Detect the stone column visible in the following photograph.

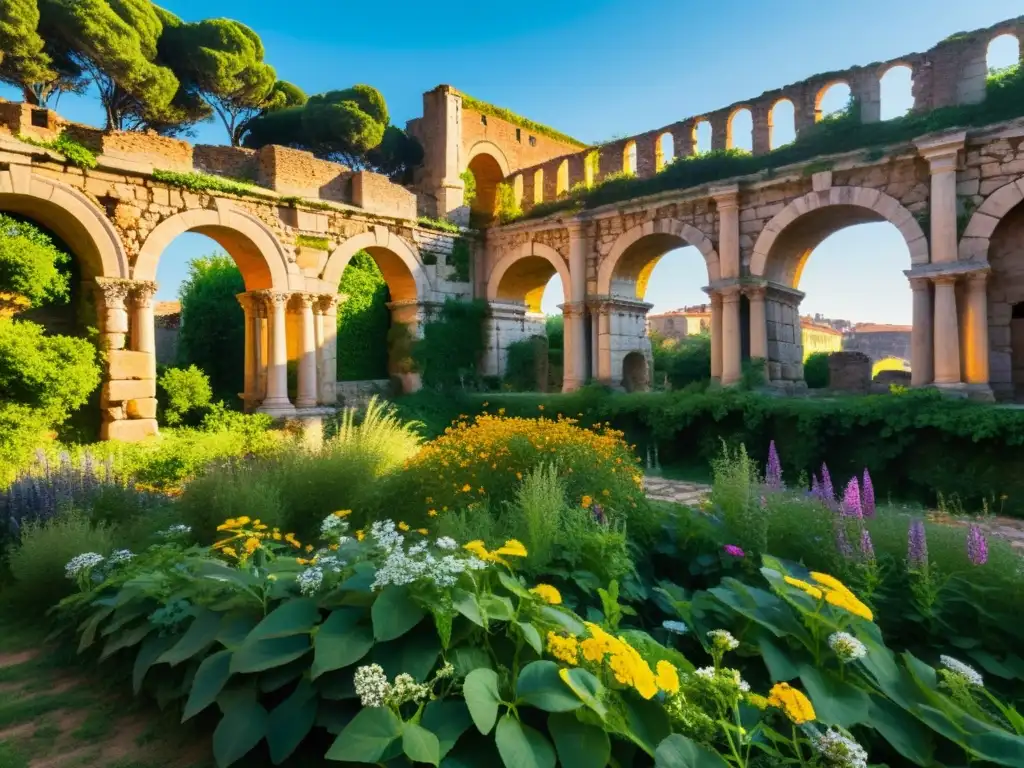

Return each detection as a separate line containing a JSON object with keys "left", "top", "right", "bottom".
{"left": 318, "top": 295, "right": 339, "bottom": 404}
{"left": 711, "top": 185, "right": 741, "bottom": 279}
{"left": 236, "top": 293, "right": 258, "bottom": 411}
{"left": 915, "top": 132, "right": 966, "bottom": 264}
{"left": 721, "top": 288, "right": 742, "bottom": 386}
{"left": 565, "top": 221, "right": 588, "bottom": 391}
{"left": 295, "top": 293, "right": 318, "bottom": 408}
{"left": 94, "top": 277, "right": 130, "bottom": 351}
{"left": 746, "top": 286, "right": 768, "bottom": 363}
{"left": 708, "top": 292, "right": 723, "bottom": 381}
{"left": 963, "top": 270, "right": 991, "bottom": 393}
{"left": 259, "top": 291, "right": 294, "bottom": 415}
{"left": 932, "top": 276, "right": 962, "bottom": 387}
{"left": 129, "top": 282, "right": 157, "bottom": 355}
{"left": 909, "top": 277, "right": 934, "bottom": 387}
{"left": 255, "top": 297, "right": 268, "bottom": 401}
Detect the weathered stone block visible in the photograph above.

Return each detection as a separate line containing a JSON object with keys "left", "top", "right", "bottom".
{"left": 107, "top": 350, "right": 156, "bottom": 381}
{"left": 102, "top": 378, "right": 156, "bottom": 403}
{"left": 126, "top": 397, "right": 158, "bottom": 419}
{"left": 101, "top": 418, "right": 158, "bottom": 442}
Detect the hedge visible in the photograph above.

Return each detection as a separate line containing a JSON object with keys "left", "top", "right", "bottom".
{"left": 395, "top": 386, "right": 1024, "bottom": 517}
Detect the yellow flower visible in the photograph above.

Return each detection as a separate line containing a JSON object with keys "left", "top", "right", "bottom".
{"left": 824, "top": 590, "right": 874, "bottom": 622}
{"left": 398, "top": 522, "right": 410, "bottom": 532}
{"left": 461, "top": 484, "right": 471, "bottom": 492}
{"left": 428, "top": 509, "right": 438, "bottom": 517}
{"left": 516, "top": 472, "right": 523, "bottom": 480}
{"left": 538, "top": 405, "right": 545, "bottom": 411}
{"left": 746, "top": 693, "right": 769, "bottom": 710}
{"left": 284, "top": 533, "right": 301, "bottom": 549}
{"left": 809, "top": 572, "right": 854, "bottom": 598}
{"left": 272, "top": 532, "right": 282, "bottom": 541}
{"left": 784, "top": 576, "right": 823, "bottom": 600}
{"left": 235, "top": 516, "right": 251, "bottom": 526}
{"left": 547, "top": 632, "right": 579, "bottom": 665}
{"left": 216, "top": 519, "right": 237, "bottom": 531}
{"left": 767, "top": 683, "right": 816, "bottom": 724}
{"left": 656, "top": 661, "right": 680, "bottom": 695}
{"left": 530, "top": 584, "right": 562, "bottom": 605}
{"left": 333, "top": 510, "right": 352, "bottom": 518}
{"left": 355, "top": 529, "right": 365, "bottom": 541}
{"left": 244, "top": 537, "right": 260, "bottom": 555}
{"left": 602, "top": 489, "right": 610, "bottom": 497}
{"left": 416, "top": 528, "right": 429, "bottom": 535}
{"left": 581, "top": 495, "right": 593, "bottom": 509}
{"left": 495, "top": 539, "right": 527, "bottom": 558}
{"left": 220, "top": 546, "right": 238, "bottom": 558}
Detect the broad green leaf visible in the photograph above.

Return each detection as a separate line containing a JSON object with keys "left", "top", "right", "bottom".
{"left": 372, "top": 587, "right": 426, "bottom": 641}
{"left": 132, "top": 633, "right": 178, "bottom": 695}
{"left": 213, "top": 692, "right": 268, "bottom": 768}
{"left": 865, "top": 696, "right": 934, "bottom": 766}
{"left": 449, "top": 646, "right": 492, "bottom": 677}
{"left": 159, "top": 609, "right": 223, "bottom": 666}
{"left": 548, "top": 712, "right": 611, "bottom": 768}
{"left": 373, "top": 631, "right": 440, "bottom": 683}
{"left": 259, "top": 658, "right": 307, "bottom": 693}
{"left": 516, "top": 661, "right": 582, "bottom": 712}
{"left": 231, "top": 634, "right": 310, "bottom": 675}
{"left": 325, "top": 706, "right": 403, "bottom": 763}
{"left": 654, "top": 734, "right": 730, "bottom": 768}
{"left": 517, "top": 622, "right": 543, "bottom": 655}
{"left": 78, "top": 606, "right": 114, "bottom": 653}
{"left": 100, "top": 622, "right": 153, "bottom": 661}
{"left": 538, "top": 606, "right": 585, "bottom": 636}
{"left": 495, "top": 715, "right": 555, "bottom": 768}
{"left": 758, "top": 635, "right": 801, "bottom": 682}
{"left": 216, "top": 614, "right": 258, "bottom": 650}
{"left": 266, "top": 679, "right": 318, "bottom": 765}
{"left": 422, "top": 699, "right": 472, "bottom": 760}
{"left": 452, "top": 589, "right": 486, "bottom": 628}
{"left": 479, "top": 594, "right": 514, "bottom": 622}
{"left": 709, "top": 579, "right": 809, "bottom": 644}
{"left": 622, "top": 692, "right": 671, "bottom": 756}
{"left": 464, "top": 668, "right": 502, "bottom": 735}
{"left": 248, "top": 599, "right": 320, "bottom": 642}
{"left": 497, "top": 571, "right": 531, "bottom": 598}
{"left": 798, "top": 664, "right": 869, "bottom": 727}
{"left": 182, "top": 650, "right": 233, "bottom": 722}
{"left": 312, "top": 608, "right": 373, "bottom": 679}
{"left": 558, "top": 667, "right": 607, "bottom": 718}
{"left": 403, "top": 723, "right": 441, "bottom": 766}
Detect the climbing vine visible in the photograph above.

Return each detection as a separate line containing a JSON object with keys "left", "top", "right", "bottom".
{"left": 336, "top": 251, "right": 391, "bottom": 381}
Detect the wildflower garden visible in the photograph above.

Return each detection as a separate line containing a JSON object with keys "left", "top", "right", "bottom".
{"left": 1, "top": 389, "right": 1023, "bottom": 768}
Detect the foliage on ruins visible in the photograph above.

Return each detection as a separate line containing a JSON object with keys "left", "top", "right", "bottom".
{"left": 416, "top": 216, "right": 463, "bottom": 234}
{"left": 448, "top": 236, "right": 472, "bottom": 282}
{"left": 16, "top": 130, "right": 97, "bottom": 169}
{"left": 519, "top": 63, "right": 1024, "bottom": 220}
{"left": 461, "top": 92, "right": 590, "bottom": 148}
{"left": 651, "top": 332, "right": 712, "bottom": 390}
{"left": 0, "top": 212, "right": 71, "bottom": 310}
{"left": 413, "top": 298, "right": 489, "bottom": 390}
{"left": 804, "top": 352, "right": 830, "bottom": 389}
{"left": 336, "top": 251, "right": 391, "bottom": 382}
{"left": 151, "top": 168, "right": 255, "bottom": 196}
{"left": 176, "top": 254, "right": 245, "bottom": 404}
{"left": 294, "top": 234, "right": 331, "bottom": 251}
{"left": 157, "top": 364, "right": 213, "bottom": 427}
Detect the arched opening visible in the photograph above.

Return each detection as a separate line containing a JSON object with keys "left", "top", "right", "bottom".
{"left": 622, "top": 351, "right": 649, "bottom": 392}
{"left": 512, "top": 175, "right": 524, "bottom": 207}
{"left": 556, "top": 159, "right": 569, "bottom": 197}
{"left": 754, "top": 204, "right": 915, "bottom": 387}
{"left": 693, "top": 119, "right": 712, "bottom": 155}
{"left": 623, "top": 140, "right": 637, "bottom": 175}
{"left": 533, "top": 169, "right": 544, "bottom": 204}
{"left": 769, "top": 99, "right": 796, "bottom": 149}
{"left": 727, "top": 108, "right": 753, "bottom": 152}
{"left": 489, "top": 250, "right": 569, "bottom": 391}
{"left": 815, "top": 82, "right": 853, "bottom": 121}
{"left": 584, "top": 150, "right": 599, "bottom": 187}
{"left": 879, "top": 65, "right": 914, "bottom": 120}
{"left": 987, "top": 199, "right": 1024, "bottom": 401}
{"left": 466, "top": 152, "right": 505, "bottom": 226}
{"left": 987, "top": 33, "right": 1021, "bottom": 73}
{"left": 656, "top": 133, "right": 675, "bottom": 171}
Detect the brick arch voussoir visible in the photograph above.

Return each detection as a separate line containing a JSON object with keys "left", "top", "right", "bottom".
{"left": 486, "top": 241, "right": 571, "bottom": 306}
{"left": 958, "top": 179, "right": 1024, "bottom": 263}
{"left": 321, "top": 227, "right": 431, "bottom": 301}
{"left": 598, "top": 218, "right": 720, "bottom": 295}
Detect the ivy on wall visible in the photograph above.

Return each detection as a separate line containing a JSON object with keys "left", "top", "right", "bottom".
{"left": 460, "top": 94, "right": 589, "bottom": 148}
{"left": 336, "top": 251, "right": 391, "bottom": 381}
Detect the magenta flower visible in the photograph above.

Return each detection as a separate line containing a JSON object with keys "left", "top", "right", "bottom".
{"left": 842, "top": 477, "right": 863, "bottom": 518}
{"left": 908, "top": 519, "right": 928, "bottom": 569}
{"left": 967, "top": 524, "right": 988, "bottom": 566}
{"left": 861, "top": 469, "right": 876, "bottom": 518}
{"left": 860, "top": 528, "right": 875, "bottom": 561}
{"left": 723, "top": 544, "right": 745, "bottom": 558}
{"left": 766, "top": 441, "right": 782, "bottom": 489}
{"left": 820, "top": 463, "right": 835, "bottom": 506}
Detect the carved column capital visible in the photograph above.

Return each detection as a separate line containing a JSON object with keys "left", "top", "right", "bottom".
{"left": 742, "top": 285, "right": 767, "bottom": 301}
{"left": 709, "top": 183, "right": 740, "bottom": 209}
{"left": 908, "top": 276, "right": 931, "bottom": 292}
{"left": 316, "top": 294, "right": 340, "bottom": 316}
{"left": 129, "top": 281, "right": 158, "bottom": 308}
{"left": 93, "top": 277, "right": 132, "bottom": 307}
{"left": 560, "top": 301, "right": 587, "bottom": 319}
{"left": 965, "top": 269, "right": 989, "bottom": 289}
{"left": 293, "top": 292, "right": 317, "bottom": 310}
{"left": 933, "top": 274, "right": 959, "bottom": 288}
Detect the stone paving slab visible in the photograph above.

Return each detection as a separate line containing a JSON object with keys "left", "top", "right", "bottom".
{"left": 644, "top": 476, "right": 1024, "bottom": 552}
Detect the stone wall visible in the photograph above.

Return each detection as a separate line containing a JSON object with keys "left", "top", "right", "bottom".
{"left": 460, "top": 103, "right": 585, "bottom": 175}
{"left": 352, "top": 171, "right": 417, "bottom": 220}
{"left": 256, "top": 145, "right": 351, "bottom": 203}
{"left": 987, "top": 200, "right": 1024, "bottom": 401}
{"left": 843, "top": 326, "right": 912, "bottom": 364}
{"left": 194, "top": 145, "right": 258, "bottom": 181}
{"left": 766, "top": 289, "right": 804, "bottom": 382}
{"left": 336, "top": 379, "right": 392, "bottom": 409}
{"left": 0, "top": 102, "right": 63, "bottom": 142}
{"left": 64, "top": 125, "right": 194, "bottom": 171}
{"left": 828, "top": 351, "right": 873, "bottom": 393}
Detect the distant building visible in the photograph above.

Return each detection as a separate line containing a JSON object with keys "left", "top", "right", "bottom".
{"left": 800, "top": 317, "right": 844, "bottom": 360}
{"left": 155, "top": 301, "right": 181, "bottom": 366}
{"left": 843, "top": 323, "right": 912, "bottom": 368}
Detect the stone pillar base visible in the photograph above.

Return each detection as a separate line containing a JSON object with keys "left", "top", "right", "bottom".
{"left": 101, "top": 419, "right": 159, "bottom": 442}
{"left": 966, "top": 383, "right": 995, "bottom": 402}
{"left": 258, "top": 398, "right": 297, "bottom": 418}
{"left": 932, "top": 382, "right": 969, "bottom": 398}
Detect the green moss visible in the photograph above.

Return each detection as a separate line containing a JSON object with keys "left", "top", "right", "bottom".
{"left": 335, "top": 251, "right": 390, "bottom": 381}
{"left": 416, "top": 216, "right": 463, "bottom": 233}
{"left": 152, "top": 169, "right": 256, "bottom": 196}
{"left": 16, "top": 132, "right": 97, "bottom": 170}
{"left": 512, "top": 64, "right": 1024, "bottom": 222}
{"left": 449, "top": 237, "right": 471, "bottom": 283}
{"left": 460, "top": 93, "right": 589, "bottom": 149}
{"left": 295, "top": 234, "right": 330, "bottom": 251}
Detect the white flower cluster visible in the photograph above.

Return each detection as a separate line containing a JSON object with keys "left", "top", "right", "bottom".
{"left": 321, "top": 514, "right": 350, "bottom": 541}
{"left": 828, "top": 632, "right": 867, "bottom": 663}
{"left": 65, "top": 553, "right": 105, "bottom": 579}
{"left": 691, "top": 666, "right": 749, "bottom": 692}
{"left": 707, "top": 629, "right": 739, "bottom": 651}
{"left": 158, "top": 524, "right": 192, "bottom": 538}
{"left": 694, "top": 666, "right": 715, "bottom": 680}
{"left": 354, "top": 664, "right": 390, "bottom": 708}
{"left": 108, "top": 549, "right": 134, "bottom": 565}
{"left": 435, "top": 537, "right": 458, "bottom": 551}
{"left": 298, "top": 567, "right": 324, "bottom": 596}
{"left": 386, "top": 673, "right": 430, "bottom": 707}
{"left": 368, "top": 521, "right": 487, "bottom": 591}
{"left": 811, "top": 728, "right": 868, "bottom": 768}
{"left": 315, "top": 554, "right": 346, "bottom": 574}
{"left": 940, "top": 655, "right": 984, "bottom": 687}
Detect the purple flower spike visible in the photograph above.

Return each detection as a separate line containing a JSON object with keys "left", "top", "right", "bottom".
{"left": 592, "top": 504, "right": 606, "bottom": 525}
{"left": 967, "top": 524, "right": 988, "bottom": 566}
{"left": 723, "top": 544, "right": 745, "bottom": 558}
{"left": 836, "top": 526, "right": 853, "bottom": 558}
{"left": 810, "top": 473, "right": 821, "bottom": 499}
{"left": 842, "top": 477, "right": 862, "bottom": 518}
{"left": 860, "top": 528, "right": 875, "bottom": 561}
{"left": 766, "top": 441, "right": 783, "bottom": 489}
{"left": 908, "top": 519, "right": 928, "bottom": 569}
{"left": 861, "top": 469, "right": 876, "bottom": 518}
{"left": 820, "top": 463, "right": 835, "bottom": 505}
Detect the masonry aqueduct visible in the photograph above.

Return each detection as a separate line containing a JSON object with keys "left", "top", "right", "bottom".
{"left": 2, "top": 15, "right": 1023, "bottom": 439}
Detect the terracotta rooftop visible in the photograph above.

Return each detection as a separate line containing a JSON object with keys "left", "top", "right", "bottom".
{"left": 800, "top": 318, "right": 844, "bottom": 336}
{"left": 155, "top": 301, "right": 180, "bottom": 317}
{"left": 648, "top": 304, "right": 711, "bottom": 318}
{"left": 849, "top": 323, "right": 912, "bottom": 333}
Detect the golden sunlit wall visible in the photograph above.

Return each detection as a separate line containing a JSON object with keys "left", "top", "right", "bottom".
{"left": 801, "top": 327, "right": 843, "bottom": 361}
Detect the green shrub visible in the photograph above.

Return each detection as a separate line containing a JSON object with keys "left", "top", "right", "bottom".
{"left": 503, "top": 336, "right": 546, "bottom": 391}
{"left": 6, "top": 512, "right": 114, "bottom": 614}
{"left": 0, "top": 213, "right": 71, "bottom": 308}
{"left": 17, "top": 133, "right": 98, "bottom": 170}
{"left": 651, "top": 332, "right": 711, "bottom": 389}
{"left": 0, "top": 403, "right": 52, "bottom": 487}
{"left": 335, "top": 251, "right": 390, "bottom": 381}
{"left": 804, "top": 351, "right": 830, "bottom": 388}
{"left": 157, "top": 365, "right": 213, "bottom": 426}
{"left": 413, "top": 298, "right": 488, "bottom": 390}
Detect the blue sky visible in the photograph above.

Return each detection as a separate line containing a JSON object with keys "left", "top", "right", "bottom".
{"left": 4, "top": 0, "right": 1021, "bottom": 323}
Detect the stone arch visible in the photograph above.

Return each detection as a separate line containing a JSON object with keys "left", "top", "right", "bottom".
{"left": 727, "top": 106, "right": 753, "bottom": 151}
{"left": 321, "top": 228, "right": 430, "bottom": 303}
{"left": 486, "top": 240, "right": 571, "bottom": 312}
{"left": 623, "top": 140, "right": 637, "bottom": 175}
{"left": 465, "top": 141, "right": 511, "bottom": 224}
{"left": 598, "top": 218, "right": 721, "bottom": 298}
{"left": 135, "top": 204, "right": 291, "bottom": 290}
{"left": 0, "top": 169, "right": 129, "bottom": 279}
{"left": 815, "top": 80, "right": 852, "bottom": 120}
{"left": 749, "top": 187, "right": 929, "bottom": 284}
{"left": 655, "top": 132, "right": 674, "bottom": 171}
{"left": 958, "top": 179, "right": 1024, "bottom": 262}
{"left": 465, "top": 141, "right": 512, "bottom": 178}
{"left": 769, "top": 98, "right": 796, "bottom": 149}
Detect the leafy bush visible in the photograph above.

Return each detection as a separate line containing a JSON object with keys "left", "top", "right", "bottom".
{"left": 17, "top": 132, "right": 98, "bottom": 170}
{"left": 158, "top": 365, "right": 213, "bottom": 426}
{"left": 175, "top": 254, "right": 245, "bottom": 403}
{"left": 0, "top": 403, "right": 52, "bottom": 489}
{"left": 804, "top": 351, "right": 830, "bottom": 388}
{"left": 336, "top": 251, "right": 390, "bottom": 381}
{"left": 152, "top": 169, "right": 257, "bottom": 197}
{"left": 503, "top": 336, "right": 546, "bottom": 392}
{"left": 7, "top": 512, "right": 114, "bottom": 614}
{"left": 413, "top": 299, "right": 488, "bottom": 390}
{"left": 651, "top": 332, "right": 711, "bottom": 389}
{"left": 0, "top": 213, "right": 71, "bottom": 308}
